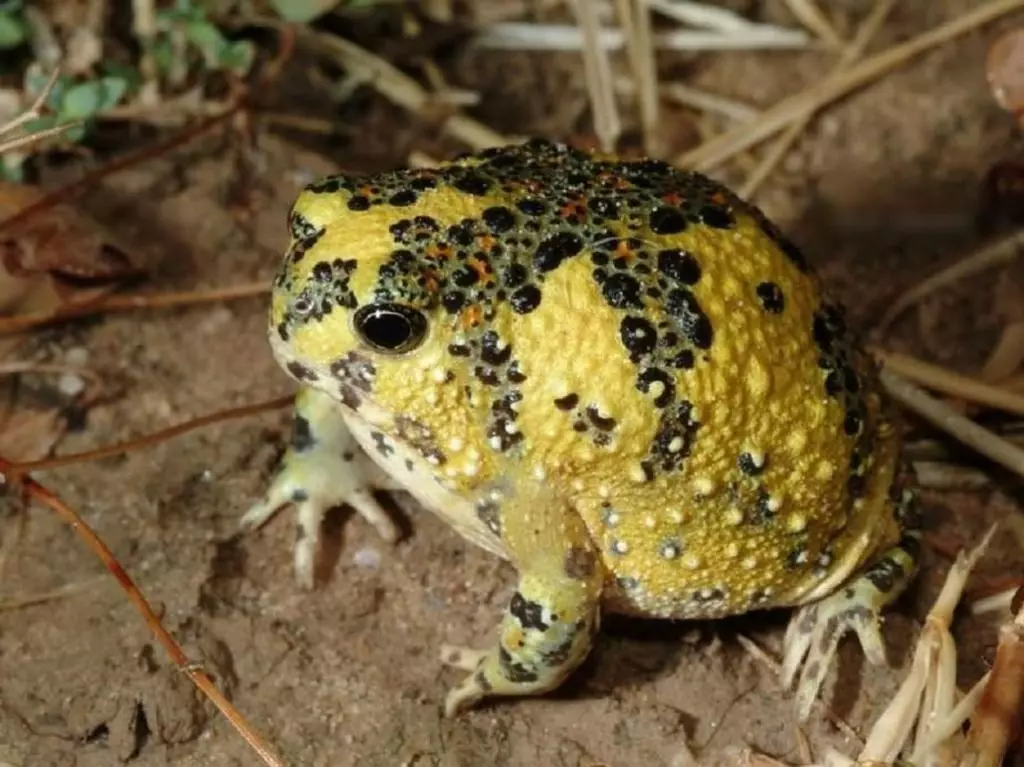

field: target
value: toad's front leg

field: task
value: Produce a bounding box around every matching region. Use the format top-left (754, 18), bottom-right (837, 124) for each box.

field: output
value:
top-left (241, 386), bottom-right (402, 588)
top-left (440, 480), bottom-right (605, 717)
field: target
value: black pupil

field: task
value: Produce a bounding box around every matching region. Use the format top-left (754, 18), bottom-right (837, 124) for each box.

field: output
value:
top-left (362, 309), bottom-right (412, 349)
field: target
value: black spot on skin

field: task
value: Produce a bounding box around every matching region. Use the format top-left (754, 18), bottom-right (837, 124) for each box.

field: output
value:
top-left (865, 556), bottom-right (905, 594)
top-left (756, 282), bottom-right (785, 313)
top-left (473, 669), bottom-right (493, 692)
top-left (666, 289), bottom-right (713, 349)
top-left (510, 284), bottom-right (542, 314)
top-left (291, 489), bottom-right (309, 504)
top-left (752, 489), bottom-right (776, 525)
top-left (657, 249), bottom-right (701, 285)
top-left (646, 400), bottom-right (699, 473)
top-left (388, 189), bottom-right (417, 206)
top-left (585, 405), bottom-right (616, 431)
top-left (330, 352), bottom-right (376, 392)
top-left (602, 273), bottom-right (644, 309)
top-left (534, 232), bottom-right (583, 272)
top-left (311, 262), bottom-right (332, 282)
top-left (447, 342), bottom-right (471, 357)
top-left (698, 205), bottom-right (733, 229)
top-left (452, 172), bottom-right (491, 196)
top-left (482, 206), bottom-right (516, 233)
top-left (507, 361), bottom-right (527, 383)
top-left (637, 367), bottom-right (675, 408)
top-left (510, 592), bottom-right (549, 631)
top-left (671, 349), bottom-right (695, 369)
top-left (619, 316), bottom-right (657, 359)
top-left (476, 498), bottom-right (502, 536)
top-left (371, 431), bottom-right (394, 458)
top-left (339, 384), bottom-right (361, 409)
top-left (291, 415), bottom-right (315, 452)
top-left (480, 330), bottom-right (512, 366)
top-left (347, 195), bottom-right (370, 211)
top-left (649, 206), bottom-right (688, 235)
top-left (286, 361), bottom-right (318, 383)
top-left (738, 452), bottom-right (766, 476)
top-left (541, 634), bottom-right (576, 667)
top-left (442, 291), bottom-right (467, 314)
top-left (499, 646), bottom-right (539, 683)
top-left (517, 198), bottom-right (547, 216)
top-left (554, 393), bottom-right (579, 411)
top-left (786, 545), bottom-right (807, 570)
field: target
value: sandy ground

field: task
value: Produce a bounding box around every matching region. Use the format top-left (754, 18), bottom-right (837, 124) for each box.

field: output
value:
top-left (2, 2), bottom-right (1024, 765)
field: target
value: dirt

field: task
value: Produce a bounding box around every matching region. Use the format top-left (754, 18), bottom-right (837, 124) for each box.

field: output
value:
top-left (2, 2), bottom-right (1024, 765)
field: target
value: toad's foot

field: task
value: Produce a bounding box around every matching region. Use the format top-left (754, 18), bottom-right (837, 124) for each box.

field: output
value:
top-left (780, 532), bottom-right (922, 721)
top-left (440, 480), bottom-right (604, 717)
top-left (241, 386), bottom-right (402, 588)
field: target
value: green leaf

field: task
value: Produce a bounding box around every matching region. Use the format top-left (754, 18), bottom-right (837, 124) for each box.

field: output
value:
top-left (63, 122), bottom-right (87, 143)
top-left (0, 156), bottom-right (26, 183)
top-left (150, 37), bottom-right (176, 76)
top-left (95, 76), bottom-right (128, 110)
top-left (268, 0), bottom-right (343, 23)
top-left (184, 19), bottom-right (228, 66)
top-left (24, 114), bottom-right (56, 133)
top-left (59, 81), bottom-right (104, 119)
top-left (219, 40), bottom-right (255, 74)
top-left (0, 1), bottom-right (24, 15)
top-left (0, 12), bottom-right (25, 50)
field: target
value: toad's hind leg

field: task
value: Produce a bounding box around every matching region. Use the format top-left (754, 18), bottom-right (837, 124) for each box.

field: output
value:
top-left (441, 482), bottom-right (604, 717)
top-left (240, 386), bottom-right (402, 588)
top-left (781, 486), bottom-right (922, 721)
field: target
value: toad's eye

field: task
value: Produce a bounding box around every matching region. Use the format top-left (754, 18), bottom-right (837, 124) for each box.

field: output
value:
top-left (353, 303), bottom-right (427, 354)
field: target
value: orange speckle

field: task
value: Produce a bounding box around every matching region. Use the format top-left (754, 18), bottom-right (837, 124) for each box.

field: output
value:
top-left (710, 191), bottom-right (728, 205)
top-left (423, 268), bottom-right (441, 294)
top-left (466, 256), bottom-right (492, 282)
top-left (460, 304), bottom-right (483, 328)
top-left (662, 191), bottom-right (685, 206)
top-left (477, 234), bottom-right (498, 253)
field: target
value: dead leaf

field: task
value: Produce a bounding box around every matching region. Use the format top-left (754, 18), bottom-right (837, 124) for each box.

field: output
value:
top-left (0, 180), bottom-right (143, 348)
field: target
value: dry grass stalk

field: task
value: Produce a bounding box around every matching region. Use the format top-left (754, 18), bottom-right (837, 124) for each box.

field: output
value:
top-left (877, 228), bottom-right (1024, 333)
top-left (964, 599), bottom-right (1024, 765)
top-left (781, 0), bottom-right (843, 49)
top-left (570, 0), bottom-right (621, 151)
top-left (825, 526), bottom-right (998, 766)
top-left (675, 0), bottom-right (1024, 171)
top-left (614, 0), bottom-right (659, 155)
top-left (879, 368), bottom-right (1024, 478)
top-left (740, 0), bottom-right (895, 198)
top-left (292, 24), bottom-right (510, 151)
top-left (980, 320), bottom-right (1024, 383)
top-left (872, 347), bottom-right (1024, 417)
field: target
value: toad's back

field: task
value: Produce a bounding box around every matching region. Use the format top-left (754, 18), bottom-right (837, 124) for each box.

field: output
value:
top-left (280, 139), bottom-right (904, 622)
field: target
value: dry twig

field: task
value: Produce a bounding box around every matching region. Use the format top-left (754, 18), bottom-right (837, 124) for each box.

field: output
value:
top-left (0, 281), bottom-right (269, 335)
top-left (12, 394), bottom-right (292, 474)
top-left (877, 228), bottom-right (1024, 333)
top-left (880, 368), bottom-right (1024, 478)
top-left (0, 458), bottom-right (285, 765)
top-left (676, 0), bottom-right (1024, 171)
top-left (873, 347), bottom-right (1024, 416)
top-left (740, 0), bottom-right (895, 198)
